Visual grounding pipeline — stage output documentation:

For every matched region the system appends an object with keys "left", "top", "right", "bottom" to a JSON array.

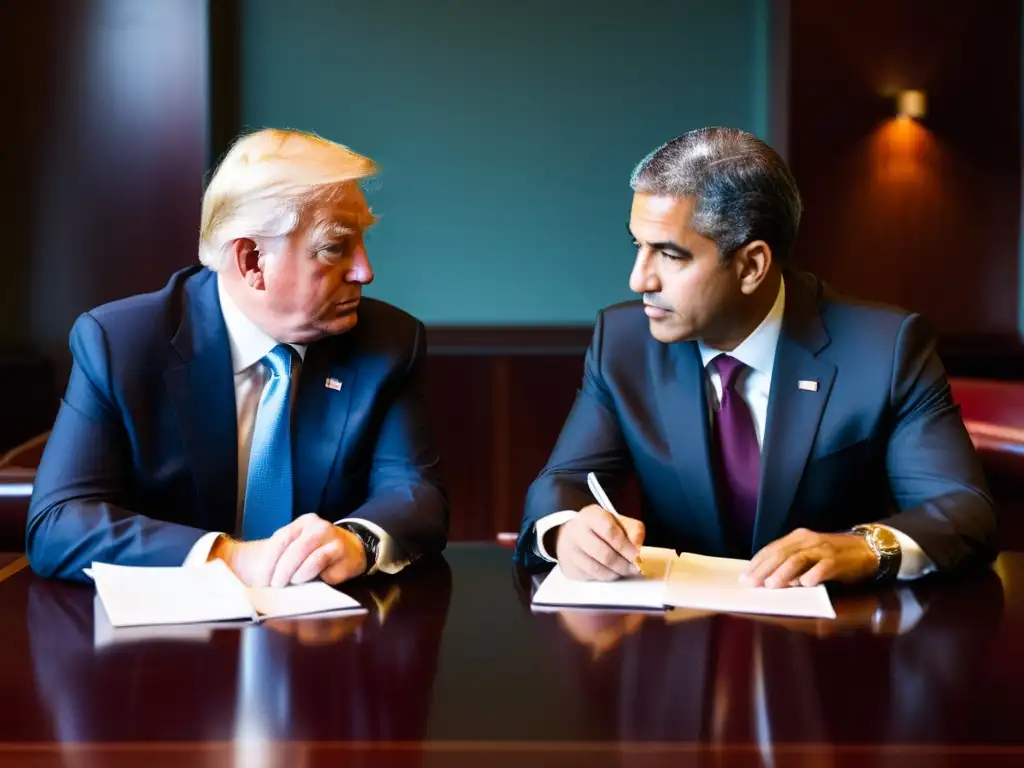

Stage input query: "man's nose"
[
  {"left": 347, "top": 245, "right": 374, "bottom": 285},
  {"left": 629, "top": 251, "right": 659, "bottom": 294}
]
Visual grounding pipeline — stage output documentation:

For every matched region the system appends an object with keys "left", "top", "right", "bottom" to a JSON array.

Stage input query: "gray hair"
[{"left": 630, "top": 127, "right": 802, "bottom": 261}]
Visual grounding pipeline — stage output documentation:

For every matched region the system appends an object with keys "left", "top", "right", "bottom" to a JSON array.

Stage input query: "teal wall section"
[{"left": 241, "top": 0, "right": 771, "bottom": 324}]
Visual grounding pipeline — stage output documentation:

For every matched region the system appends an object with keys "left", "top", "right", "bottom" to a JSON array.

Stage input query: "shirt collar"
[
  {"left": 216, "top": 278, "right": 307, "bottom": 375},
  {"left": 698, "top": 276, "right": 786, "bottom": 380}
]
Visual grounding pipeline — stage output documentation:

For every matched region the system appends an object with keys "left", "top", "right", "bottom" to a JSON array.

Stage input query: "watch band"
[{"left": 339, "top": 522, "right": 380, "bottom": 575}]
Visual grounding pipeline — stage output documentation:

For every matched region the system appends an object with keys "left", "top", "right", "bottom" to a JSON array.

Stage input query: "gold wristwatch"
[{"left": 850, "top": 524, "right": 902, "bottom": 582}]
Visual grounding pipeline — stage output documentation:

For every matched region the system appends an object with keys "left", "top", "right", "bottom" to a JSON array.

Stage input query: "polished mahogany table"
[{"left": 0, "top": 544, "right": 1023, "bottom": 767}]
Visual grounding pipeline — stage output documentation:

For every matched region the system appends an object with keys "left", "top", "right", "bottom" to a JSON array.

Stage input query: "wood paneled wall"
[
  {"left": 787, "top": 0, "right": 1022, "bottom": 370},
  {"left": 0, "top": 0, "right": 210, "bottom": 451},
  {"left": 0, "top": 0, "right": 209, "bottom": 381},
  {"left": 425, "top": 330, "right": 591, "bottom": 540},
  {"left": 4, "top": 0, "right": 1023, "bottom": 530}
]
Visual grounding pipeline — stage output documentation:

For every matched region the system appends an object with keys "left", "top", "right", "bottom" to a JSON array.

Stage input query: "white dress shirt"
[
  {"left": 182, "top": 279, "right": 403, "bottom": 574},
  {"left": 535, "top": 278, "right": 936, "bottom": 580}
]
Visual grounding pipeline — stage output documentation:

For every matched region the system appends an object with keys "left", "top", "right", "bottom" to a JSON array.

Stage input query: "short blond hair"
[{"left": 198, "top": 128, "right": 378, "bottom": 270}]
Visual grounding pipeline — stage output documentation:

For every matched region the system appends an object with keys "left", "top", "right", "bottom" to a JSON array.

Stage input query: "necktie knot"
[
  {"left": 264, "top": 344, "right": 294, "bottom": 380},
  {"left": 712, "top": 354, "right": 746, "bottom": 393}
]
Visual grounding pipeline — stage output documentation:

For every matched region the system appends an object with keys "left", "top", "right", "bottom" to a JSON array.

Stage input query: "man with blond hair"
[{"left": 28, "top": 129, "right": 449, "bottom": 585}]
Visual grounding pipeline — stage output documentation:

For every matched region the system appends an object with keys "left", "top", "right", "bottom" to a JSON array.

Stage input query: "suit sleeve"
[
  {"left": 878, "top": 313, "right": 998, "bottom": 569},
  {"left": 514, "top": 311, "right": 633, "bottom": 568},
  {"left": 342, "top": 321, "right": 449, "bottom": 564},
  {"left": 26, "top": 313, "right": 208, "bottom": 582}
]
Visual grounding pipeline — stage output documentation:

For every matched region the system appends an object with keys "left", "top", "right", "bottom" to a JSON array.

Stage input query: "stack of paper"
[
  {"left": 531, "top": 546, "right": 836, "bottom": 619},
  {"left": 89, "top": 559, "right": 366, "bottom": 628}
]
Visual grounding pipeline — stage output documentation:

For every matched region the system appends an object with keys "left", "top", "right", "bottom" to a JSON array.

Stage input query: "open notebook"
[
  {"left": 532, "top": 546, "right": 836, "bottom": 619},
  {"left": 89, "top": 559, "right": 366, "bottom": 628}
]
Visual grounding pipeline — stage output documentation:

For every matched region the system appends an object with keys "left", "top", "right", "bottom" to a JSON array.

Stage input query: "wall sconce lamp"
[{"left": 895, "top": 89, "right": 927, "bottom": 119}]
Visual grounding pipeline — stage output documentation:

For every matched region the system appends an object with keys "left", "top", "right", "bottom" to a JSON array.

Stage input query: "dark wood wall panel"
[
  {"left": 788, "top": 0, "right": 1022, "bottom": 352},
  {"left": 0, "top": 0, "right": 209, "bottom": 451},
  {"left": 425, "top": 340, "right": 587, "bottom": 541},
  {"left": 425, "top": 356, "right": 495, "bottom": 540}
]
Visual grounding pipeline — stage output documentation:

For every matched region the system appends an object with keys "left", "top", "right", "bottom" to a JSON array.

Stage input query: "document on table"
[
  {"left": 531, "top": 547, "right": 835, "bottom": 619},
  {"left": 665, "top": 552, "right": 836, "bottom": 619},
  {"left": 531, "top": 546, "right": 678, "bottom": 610},
  {"left": 89, "top": 559, "right": 366, "bottom": 628}
]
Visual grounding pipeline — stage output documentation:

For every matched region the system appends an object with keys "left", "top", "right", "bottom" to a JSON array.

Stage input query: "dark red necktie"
[{"left": 711, "top": 355, "right": 761, "bottom": 554}]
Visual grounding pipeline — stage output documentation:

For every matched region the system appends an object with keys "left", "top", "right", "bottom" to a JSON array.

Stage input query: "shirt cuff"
[
  {"left": 533, "top": 510, "right": 579, "bottom": 562},
  {"left": 182, "top": 531, "right": 224, "bottom": 568},
  {"left": 880, "top": 525, "right": 938, "bottom": 580},
  {"left": 337, "top": 517, "right": 407, "bottom": 575}
]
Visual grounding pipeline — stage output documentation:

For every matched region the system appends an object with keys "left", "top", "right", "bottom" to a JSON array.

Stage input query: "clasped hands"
[
  {"left": 210, "top": 513, "right": 367, "bottom": 587},
  {"left": 552, "top": 504, "right": 879, "bottom": 587}
]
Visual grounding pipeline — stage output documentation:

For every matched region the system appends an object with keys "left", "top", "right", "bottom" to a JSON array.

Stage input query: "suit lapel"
[
  {"left": 164, "top": 270, "right": 238, "bottom": 532},
  {"left": 650, "top": 339, "right": 726, "bottom": 555},
  {"left": 292, "top": 335, "right": 356, "bottom": 516},
  {"left": 754, "top": 273, "right": 836, "bottom": 551}
]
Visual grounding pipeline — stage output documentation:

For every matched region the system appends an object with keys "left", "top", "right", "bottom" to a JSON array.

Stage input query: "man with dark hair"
[{"left": 515, "top": 127, "right": 996, "bottom": 588}]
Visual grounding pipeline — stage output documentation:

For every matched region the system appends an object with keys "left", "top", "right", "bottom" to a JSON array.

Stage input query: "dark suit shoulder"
[
  {"left": 795, "top": 272, "right": 939, "bottom": 400},
  {"left": 594, "top": 300, "right": 650, "bottom": 352},
  {"left": 347, "top": 297, "right": 425, "bottom": 360},
  {"left": 600, "top": 299, "right": 648, "bottom": 329},
  {"left": 815, "top": 279, "right": 924, "bottom": 350},
  {"left": 586, "top": 300, "right": 660, "bottom": 390},
  {"left": 81, "top": 265, "right": 203, "bottom": 350},
  {"left": 354, "top": 297, "right": 422, "bottom": 332}
]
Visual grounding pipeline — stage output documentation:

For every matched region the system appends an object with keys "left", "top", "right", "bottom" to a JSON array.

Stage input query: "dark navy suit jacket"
[
  {"left": 27, "top": 266, "right": 449, "bottom": 581},
  {"left": 516, "top": 270, "right": 997, "bottom": 570}
]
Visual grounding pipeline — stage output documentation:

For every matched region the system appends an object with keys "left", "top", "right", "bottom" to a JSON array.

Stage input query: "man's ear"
[
  {"left": 735, "top": 240, "right": 773, "bottom": 296},
  {"left": 229, "top": 238, "right": 266, "bottom": 290}
]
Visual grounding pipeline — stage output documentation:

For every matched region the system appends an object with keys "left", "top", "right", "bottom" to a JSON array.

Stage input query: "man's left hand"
[
  {"left": 269, "top": 513, "right": 368, "bottom": 588},
  {"left": 740, "top": 528, "right": 878, "bottom": 588}
]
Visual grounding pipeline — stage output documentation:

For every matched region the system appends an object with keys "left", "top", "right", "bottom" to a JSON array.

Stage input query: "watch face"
[{"left": 871, "top": 526, "right": 900, "bottom": 551}]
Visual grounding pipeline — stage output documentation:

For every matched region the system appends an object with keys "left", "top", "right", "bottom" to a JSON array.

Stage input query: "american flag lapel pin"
[
  {"left": 325, "top": 377, "right": 343, "bottom": 391},
  {"left": 798, "top": 380, "right": 819, "bottom": 392}
]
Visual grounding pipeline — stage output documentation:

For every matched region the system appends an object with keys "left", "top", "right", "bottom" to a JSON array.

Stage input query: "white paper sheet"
[
  {"left": 90, "top": 560, "right": 254, "bottom": 627},
  {"left": 246, "top": 582, "right": 364, "bottom": 619},
  {"left": 665, "top": 552, "right": 836, "bottom": 619},
  {"left": 530, "top": 549, "right": 836, "bottom": 619},
  {"left": 90, "top": 560, "right": 367, "bottom": 628},
  {"left": 531, "top": 546, "right": 677, "bottom": 610}
]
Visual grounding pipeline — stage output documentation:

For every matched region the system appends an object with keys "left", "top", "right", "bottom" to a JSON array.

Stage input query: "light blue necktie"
[{"left": 242, "top": 344, "right": 295, "bottom": 540}]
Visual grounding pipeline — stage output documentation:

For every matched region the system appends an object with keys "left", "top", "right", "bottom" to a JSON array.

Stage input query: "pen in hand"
[{"left": 586, "top": 472, "right": 644, "bottom": 573}]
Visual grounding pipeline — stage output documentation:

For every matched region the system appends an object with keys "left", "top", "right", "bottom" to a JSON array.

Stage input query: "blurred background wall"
[
  {"left": 0, "top": 0, "right": 208, "bottom": 455},
  {"left": 1, "top": 0, "right": 1021, "bottom": 538},
  {"left": 239, "top": 0, "right": 771, "bottom": 325}
]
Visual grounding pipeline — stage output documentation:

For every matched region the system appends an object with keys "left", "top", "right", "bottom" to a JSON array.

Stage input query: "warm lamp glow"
[
  {"left": 870, "top": 117, "right": 935, "bottom": 185},
  {"left": 896, "top": 89, "right": 927, "bottom": 119}
]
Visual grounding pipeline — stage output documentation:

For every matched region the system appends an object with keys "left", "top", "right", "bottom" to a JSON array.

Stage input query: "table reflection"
[
  {"left": 27, "top": 556, "right": 452, "bottom": 753},
  {"left": 518, "top": 564, "right": 1006, "bottom": 748}
]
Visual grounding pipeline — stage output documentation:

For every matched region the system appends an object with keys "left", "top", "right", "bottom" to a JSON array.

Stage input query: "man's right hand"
[
  {"left": 552, "top": 504, "right": 645, "bottom": 581},
  {"left": 208, "top": 529, "right": 297, "bottom": 587}
]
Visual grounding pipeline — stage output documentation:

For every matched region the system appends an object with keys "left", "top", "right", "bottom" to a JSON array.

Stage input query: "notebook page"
[
  {"left": 246, "top": 582, "right": 365, "bottom": 620},
  {"left": 665, "top": 552, "right": 836, "bottom": 619},
  {"left": 531, "top": 546, "right": 677, "bottom": 610},
  {"left": 90, "top": 559, "right": 255, "bottom": 627}
]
